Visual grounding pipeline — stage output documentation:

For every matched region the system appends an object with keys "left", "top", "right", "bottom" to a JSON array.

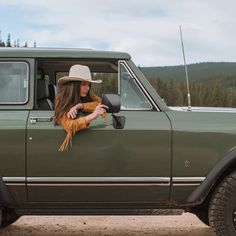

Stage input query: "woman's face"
[{"left": 80, "top": 81, "right": 90, "bottom": 97}]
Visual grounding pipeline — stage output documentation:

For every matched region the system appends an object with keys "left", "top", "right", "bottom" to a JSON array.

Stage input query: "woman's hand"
[
  {"left": 67, "top": 103, "right": 83, "bottom": 119},
  {"left": 93, "top": 104, "right": 108, "bottom": 118}
]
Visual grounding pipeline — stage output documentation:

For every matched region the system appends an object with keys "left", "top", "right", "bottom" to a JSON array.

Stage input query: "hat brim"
[{"left": 58, "top": 76, "right": 102, "bottom": 85}]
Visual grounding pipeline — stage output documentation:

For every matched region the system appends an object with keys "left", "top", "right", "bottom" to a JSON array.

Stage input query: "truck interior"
[{"left": 36, "top": 59, "right": 119, "bottom": 110}]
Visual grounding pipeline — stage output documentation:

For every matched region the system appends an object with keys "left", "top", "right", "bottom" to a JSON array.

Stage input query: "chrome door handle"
[{"left": 30, "top": 116, "right": 54, "bottom": 124}]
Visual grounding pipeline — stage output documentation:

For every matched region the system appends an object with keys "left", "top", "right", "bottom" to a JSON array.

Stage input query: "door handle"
[{"left": 30, "top": 116, "right": 54, "bottom": 124}]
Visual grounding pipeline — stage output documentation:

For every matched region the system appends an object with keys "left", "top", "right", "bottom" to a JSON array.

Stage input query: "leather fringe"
[{"left": 59, "top": 130, "right": 73, "bottom": 152}]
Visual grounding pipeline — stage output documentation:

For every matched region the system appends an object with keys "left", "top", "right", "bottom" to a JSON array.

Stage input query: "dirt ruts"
[{"left": 0, "top": 213, "right": 216, "bottom": 236}]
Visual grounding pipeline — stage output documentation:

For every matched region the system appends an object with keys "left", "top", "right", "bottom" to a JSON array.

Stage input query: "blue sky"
[{"left": 0, "top": 0, "right": 236, "bottom": 66}]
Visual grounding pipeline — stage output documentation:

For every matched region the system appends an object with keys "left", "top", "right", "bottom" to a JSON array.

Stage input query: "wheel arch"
[{"left": 185, "top": 148, "right": 236, "bottom": 206}]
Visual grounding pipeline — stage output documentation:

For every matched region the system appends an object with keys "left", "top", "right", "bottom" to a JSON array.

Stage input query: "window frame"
[
  {"left": 0, "top": 61, "right": 29, "bottom": 105},
  {"left": 118, "top": 60, "right": 155, "bottom": 111}
]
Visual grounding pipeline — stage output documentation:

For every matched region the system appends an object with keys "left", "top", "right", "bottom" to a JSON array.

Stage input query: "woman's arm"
[
  {"left": 82, "top": 93, "right": 101, "bottom": 112},
  {"left": 67, "top": 93, "right": 101, "bottom": 119}
]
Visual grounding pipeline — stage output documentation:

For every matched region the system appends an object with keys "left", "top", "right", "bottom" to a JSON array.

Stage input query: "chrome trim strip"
[
  {"left": 170, "top": 106, "right": 236, "bottom": 113},
  {"left": 118, "top": 61, "right": 121, "bottom": 94},
  {"left": 172, "top": 183, "right": 201, "bottom": 186},
  {"left": 2, "top": 177, "right": 205, "bottom": 187},
  {"left": 27, "top": 183, "right": 170, "bottom": 187},
  {"left": 172, "top": 177, "right": 205, "bottom": 182},
  {"left": 5, "top": 183, "right": 25, "bottom": 186},
  {"left": 27, "top": 177, "right": 171, "bottom": 183},
  {"left": 3, "top": 177, "right": 25, "bottom": 182},
  {"left": 2, "top": 177, "right": 205, "bottom": 183}
]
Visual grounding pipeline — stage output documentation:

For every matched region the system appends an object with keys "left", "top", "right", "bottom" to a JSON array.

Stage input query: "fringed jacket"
[{"left": 59, "top": 93, "right": 101, "bottom": 151}]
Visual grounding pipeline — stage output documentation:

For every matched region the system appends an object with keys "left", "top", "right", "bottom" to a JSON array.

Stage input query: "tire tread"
[{"left": 209, "top": 172, "right": 236, "bottom": 236}]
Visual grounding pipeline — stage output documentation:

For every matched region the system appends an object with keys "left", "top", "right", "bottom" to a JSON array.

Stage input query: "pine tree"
[
  {"left": 16, "top": 39, "right": 20, "bottom": 47},
  {"left": 0, "top": 30, "right": 5, "bottom": 47},
  {"left": 6, "top": 33, "right": 11, "bottom": 47}
]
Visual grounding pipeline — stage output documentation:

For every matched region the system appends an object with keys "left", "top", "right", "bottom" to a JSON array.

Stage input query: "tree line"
[
  {"left": 0, "top": 30, "right": 36, "bottom": 47},
  {"left": 148, "top": 76, "right": 236, "bottom": 107},
  {"left": 93, "top": 73, "right": 236, "bottom": 107},
  {"left": 140, "top": 62, "right": 236, "bottom": 107}
]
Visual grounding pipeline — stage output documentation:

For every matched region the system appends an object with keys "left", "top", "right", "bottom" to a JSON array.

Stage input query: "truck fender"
[{"left": 186, "top": 147, "right": 236, "bottom": 205}]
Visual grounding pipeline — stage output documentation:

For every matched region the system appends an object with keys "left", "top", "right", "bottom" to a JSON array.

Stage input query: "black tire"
[
  {"left": 209, "top": 171, "right": 236, "bottom": 236},
  {"left": 1, "top": 208, "right": 20, "bottom": 228}
]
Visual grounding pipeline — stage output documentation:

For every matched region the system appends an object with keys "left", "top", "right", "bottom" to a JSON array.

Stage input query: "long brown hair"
[{"left": 54, "top": 81, "right": 92, "bottom": 125}]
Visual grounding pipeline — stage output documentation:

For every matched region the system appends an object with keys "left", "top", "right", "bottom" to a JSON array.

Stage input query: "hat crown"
[
  {"left": 58, "top": 64, "right": 102, "bottom": 85},
  {"left": 69, "top": 65, "right": 92, "bottom": 81}
]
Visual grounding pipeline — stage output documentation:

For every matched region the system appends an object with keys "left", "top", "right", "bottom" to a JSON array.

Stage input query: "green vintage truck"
[{"left": 0, "top": 47, "right": 235, "bottom": 236}]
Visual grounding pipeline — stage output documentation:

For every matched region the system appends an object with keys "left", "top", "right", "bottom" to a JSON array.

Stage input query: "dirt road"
[{"left": 0, "top": 213, "right": 215, "bottom": 236}]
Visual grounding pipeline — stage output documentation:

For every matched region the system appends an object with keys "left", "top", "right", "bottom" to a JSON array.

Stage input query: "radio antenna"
[{"left": 179, "top": 25, "right": 191, "bottom": 111}]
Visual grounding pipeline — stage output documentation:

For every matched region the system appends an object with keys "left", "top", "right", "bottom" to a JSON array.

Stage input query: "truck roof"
[{"left": 0, "top": 47, "right": 131, "bottom": 60}]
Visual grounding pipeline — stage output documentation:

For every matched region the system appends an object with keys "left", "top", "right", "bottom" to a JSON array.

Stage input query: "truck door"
[
  {"left": 0, "top": 61, "right": 32, "bottom": 205},
  {"left": 27, "top": 62, "right": 171, "bottom": 208}
]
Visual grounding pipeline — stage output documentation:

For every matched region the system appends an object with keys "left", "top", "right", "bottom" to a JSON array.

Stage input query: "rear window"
[{"left": 0, "top": 62, "right": 29, "bottom": 104}]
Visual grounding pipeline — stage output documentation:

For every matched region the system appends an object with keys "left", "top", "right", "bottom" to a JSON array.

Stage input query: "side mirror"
[
  {"left": 101, "top": 93, "right": 121, "bottom": 113},
  {"left": 101, "top": 93, "right": 125, "bottom": 129}
]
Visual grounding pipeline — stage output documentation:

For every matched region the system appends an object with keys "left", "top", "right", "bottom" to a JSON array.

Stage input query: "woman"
[{"left": 54, "top": 64, "right": 107, "bottom": 151}]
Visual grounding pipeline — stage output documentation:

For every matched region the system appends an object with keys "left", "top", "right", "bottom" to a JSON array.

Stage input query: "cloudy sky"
[{"left": 0, "top": 0, "right": 235, "bottom": 66}]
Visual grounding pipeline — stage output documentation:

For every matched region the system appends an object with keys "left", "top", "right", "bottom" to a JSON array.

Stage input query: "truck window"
[
  {"left": 0, "top": 62, "right": 28, "bottom": 104},
  {"left": 120, "top": 63, "right": 152, "bottom": 110},
  {"left": 37, "top": 60, "right": 119, "bottom": 110}
]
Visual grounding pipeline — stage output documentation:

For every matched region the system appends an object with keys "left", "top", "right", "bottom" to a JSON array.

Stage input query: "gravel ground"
[{"left": 0, "top": 213, "right": 216, "bottom": 236}]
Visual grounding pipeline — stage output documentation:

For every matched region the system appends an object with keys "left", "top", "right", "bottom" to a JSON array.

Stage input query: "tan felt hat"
[{"left": 58, "top": 64, "right": 102, "bottom": 85}]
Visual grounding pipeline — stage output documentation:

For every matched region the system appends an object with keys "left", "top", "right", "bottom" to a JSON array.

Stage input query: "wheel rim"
[{"left": 233, "top": 208, "right": 236, "bottom": 230}]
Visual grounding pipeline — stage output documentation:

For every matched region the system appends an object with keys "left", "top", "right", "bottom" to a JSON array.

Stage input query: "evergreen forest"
[{"left": 140, "top": 62, "right": 236, "bottom": 107}]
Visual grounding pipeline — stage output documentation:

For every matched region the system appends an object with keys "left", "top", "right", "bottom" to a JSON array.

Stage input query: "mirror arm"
[{"left": 111, "top": 113, "right": 125, "bottom": 129}]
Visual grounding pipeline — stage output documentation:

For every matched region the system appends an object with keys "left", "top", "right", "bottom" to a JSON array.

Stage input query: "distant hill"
[
  {"left": 140, "top": 62, "right": 236, "bottom": 107},
  {"left": 140, "top": 62, "right": 236, "bottom": 81}
]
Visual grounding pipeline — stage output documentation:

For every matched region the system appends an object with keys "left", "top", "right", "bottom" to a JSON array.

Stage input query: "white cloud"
[{"left": 1, "top": 0, "right": 236, "bottom": 65}]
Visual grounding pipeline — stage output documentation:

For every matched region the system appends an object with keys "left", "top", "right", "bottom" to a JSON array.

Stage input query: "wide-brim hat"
[{"left": 58, "top": 64, "right": 102, "bottom": 85}]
